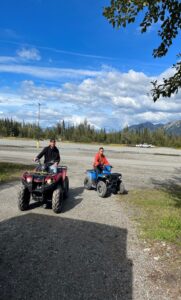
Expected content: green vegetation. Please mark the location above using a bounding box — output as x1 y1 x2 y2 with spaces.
103 0 181 101
0 162 34 183
124 189 181 245
0 118 43 139
1 118 181 147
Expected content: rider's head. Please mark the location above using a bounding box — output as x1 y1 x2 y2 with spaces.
99 147 104 155
49 138 56 148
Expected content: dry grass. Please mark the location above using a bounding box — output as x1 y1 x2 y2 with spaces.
0 162 34 183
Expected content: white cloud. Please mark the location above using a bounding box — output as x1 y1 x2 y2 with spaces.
112 96 140 108
0 49 41 66
0 56 17 63
0 28 20 39
36 45 113 60
0 67 180 129
0 64 101 80
17 47 41 61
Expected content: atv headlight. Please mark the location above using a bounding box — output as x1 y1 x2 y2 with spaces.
46 178 52 184
119 176 122 180
26 176 32 183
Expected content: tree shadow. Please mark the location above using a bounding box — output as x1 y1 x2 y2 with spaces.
0 213 132 300
151 167 181 208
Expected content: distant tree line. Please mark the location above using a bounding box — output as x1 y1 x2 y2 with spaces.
0 118 43 139
0 118 181 148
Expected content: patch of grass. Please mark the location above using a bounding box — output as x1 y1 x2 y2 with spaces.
123 189 181 245
0 162 34 183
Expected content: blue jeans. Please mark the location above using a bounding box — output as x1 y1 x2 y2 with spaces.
49 165 57 174
94 165 103 177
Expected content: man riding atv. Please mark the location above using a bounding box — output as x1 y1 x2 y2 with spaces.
84 146 127 197
34 138 60 174
18 138 69 213
93 147 110 175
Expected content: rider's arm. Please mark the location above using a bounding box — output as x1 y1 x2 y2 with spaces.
54 157 60 165
35 147 47 161
103 156 110 166
57 149 60 164
93 153 100 167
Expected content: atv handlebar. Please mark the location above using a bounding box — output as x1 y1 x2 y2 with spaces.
34 159 59 166
103 165 112 171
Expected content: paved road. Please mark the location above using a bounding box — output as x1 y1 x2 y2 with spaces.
0 140 180 300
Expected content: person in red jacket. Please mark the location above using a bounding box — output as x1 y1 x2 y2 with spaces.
93 147 110 174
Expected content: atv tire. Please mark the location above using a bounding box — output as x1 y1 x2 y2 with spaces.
97 181 107 198
64 176 69 199
84 176 92 190
52 186 63 213
18 185 30 211
118 182 126 194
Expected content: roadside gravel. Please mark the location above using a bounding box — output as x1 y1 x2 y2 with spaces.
0 140 180 300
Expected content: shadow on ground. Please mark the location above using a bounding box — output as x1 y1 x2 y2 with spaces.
0 181 20 192
0 214 132 300
151 167 181 208
62 186 84 213
26 186 84 212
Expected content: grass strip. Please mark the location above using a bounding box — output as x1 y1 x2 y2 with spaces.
0 162 34 183
123 188 181 245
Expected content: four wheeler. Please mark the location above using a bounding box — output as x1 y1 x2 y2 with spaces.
18 160 69 213
84 165 126 197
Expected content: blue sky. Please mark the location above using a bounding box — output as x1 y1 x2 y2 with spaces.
0 0 180 130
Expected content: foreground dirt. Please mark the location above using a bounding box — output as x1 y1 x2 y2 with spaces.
0 140 181 300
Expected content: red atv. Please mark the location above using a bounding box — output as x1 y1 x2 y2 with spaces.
18 160 69 213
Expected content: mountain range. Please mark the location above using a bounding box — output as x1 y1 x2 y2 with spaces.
127 120 181 136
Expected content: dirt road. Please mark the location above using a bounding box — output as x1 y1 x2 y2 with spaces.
0 140 180 299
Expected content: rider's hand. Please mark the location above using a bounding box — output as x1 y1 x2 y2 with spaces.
34 157 38 162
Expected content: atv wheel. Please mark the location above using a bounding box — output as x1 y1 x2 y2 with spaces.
64 176 69 199
52 186 63 213
118 182 126 194
97 181 107 198
84 176 92 190
18 185 30 211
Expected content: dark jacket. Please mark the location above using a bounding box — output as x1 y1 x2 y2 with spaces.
36 146 60 164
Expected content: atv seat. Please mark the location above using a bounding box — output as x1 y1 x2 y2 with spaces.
111 172 122 177
57 166 67 172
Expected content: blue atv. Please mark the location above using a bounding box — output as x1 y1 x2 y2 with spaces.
84 165 126 197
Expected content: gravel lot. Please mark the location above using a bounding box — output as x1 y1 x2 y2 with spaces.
0 139 180 300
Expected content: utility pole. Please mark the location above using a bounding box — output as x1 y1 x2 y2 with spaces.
38 103 40 128
37 103 41 149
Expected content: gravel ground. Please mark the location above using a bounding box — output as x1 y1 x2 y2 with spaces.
0 139 181 300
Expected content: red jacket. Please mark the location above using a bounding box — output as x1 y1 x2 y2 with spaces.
93 153 109 167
